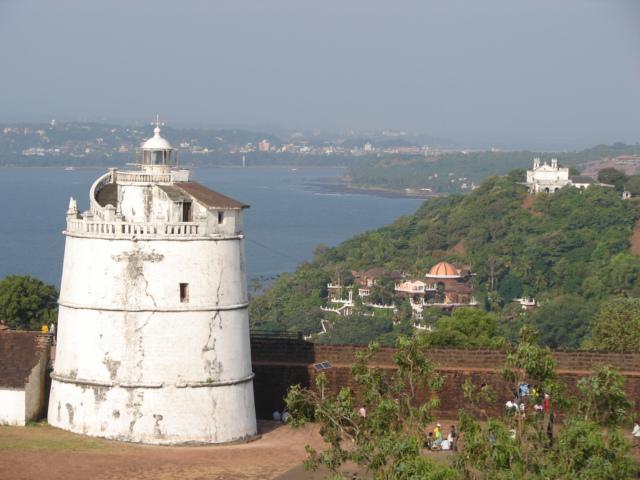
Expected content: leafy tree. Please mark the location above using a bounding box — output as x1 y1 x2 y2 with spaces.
624 175 640 195
248 264 330 335
497 273 523 302
424 308 506 349
0 275 58 330
504 326 556 386
598 167 628 192
368 276 396 305
523 294 595 349
584 297 640 352
549 418 633 479
285 337 456 479
316 314 394 345
585 253 640 299
289 326 637 480
456 328 635 479
577 366 630 426
455 414 634 479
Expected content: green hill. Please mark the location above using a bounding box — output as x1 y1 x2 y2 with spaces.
348 143 640 193
249 172 640 348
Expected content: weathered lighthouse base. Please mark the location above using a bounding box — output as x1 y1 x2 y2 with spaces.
47 377 257 445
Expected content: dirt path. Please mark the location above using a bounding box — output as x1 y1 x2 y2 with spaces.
521 195 542 217
0 421 325 480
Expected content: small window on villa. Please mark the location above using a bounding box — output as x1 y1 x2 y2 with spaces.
218 211 224 224
179 283 189 303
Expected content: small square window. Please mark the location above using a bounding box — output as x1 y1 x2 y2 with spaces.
218 211 224 224
179 283 189 303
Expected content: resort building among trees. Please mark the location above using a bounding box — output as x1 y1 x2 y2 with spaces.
324 268 401 316
395 262 477 319
323 263 477 321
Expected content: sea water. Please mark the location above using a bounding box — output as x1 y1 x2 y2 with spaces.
0 167 423 286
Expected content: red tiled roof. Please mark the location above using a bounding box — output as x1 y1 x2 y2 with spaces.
0 331 50 388
175 182 249 210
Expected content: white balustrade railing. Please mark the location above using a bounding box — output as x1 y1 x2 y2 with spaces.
116 171 173 184
66 219 201 237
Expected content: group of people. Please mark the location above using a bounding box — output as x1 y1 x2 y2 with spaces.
505 382 551 419
425 423 457 451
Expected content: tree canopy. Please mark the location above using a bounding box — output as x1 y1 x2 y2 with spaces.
251 171 639 350
286 332 636 479
584 298 640 352
0 275 58 330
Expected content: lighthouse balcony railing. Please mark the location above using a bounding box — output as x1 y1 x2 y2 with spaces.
116 171 173 184
115 170 190 184
66 219 202 237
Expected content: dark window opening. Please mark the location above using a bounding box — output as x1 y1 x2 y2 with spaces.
179 283 189 303
182 202 192 222
218 211 224 224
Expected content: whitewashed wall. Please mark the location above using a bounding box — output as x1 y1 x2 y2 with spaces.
24 356 47 422
0 389 26 426
49 230 256 444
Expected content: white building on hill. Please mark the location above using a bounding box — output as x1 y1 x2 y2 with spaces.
48 124 257 445
525 158 601 193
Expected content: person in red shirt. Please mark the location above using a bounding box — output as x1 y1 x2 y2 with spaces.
543 393 550 413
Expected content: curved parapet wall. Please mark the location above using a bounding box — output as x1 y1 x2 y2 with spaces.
48 232 257 444
88 171 113 219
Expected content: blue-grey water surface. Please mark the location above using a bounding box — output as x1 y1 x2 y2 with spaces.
0 167 423 286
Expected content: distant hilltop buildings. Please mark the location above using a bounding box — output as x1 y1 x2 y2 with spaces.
525 158 606 193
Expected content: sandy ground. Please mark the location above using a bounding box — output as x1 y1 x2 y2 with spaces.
3 419 638 479
0 421 329 480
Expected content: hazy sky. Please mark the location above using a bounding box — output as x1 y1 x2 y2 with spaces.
0 0 639 147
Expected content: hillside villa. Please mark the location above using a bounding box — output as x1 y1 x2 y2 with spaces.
323 262 478 324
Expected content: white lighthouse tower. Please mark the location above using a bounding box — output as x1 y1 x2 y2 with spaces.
48 123 257 444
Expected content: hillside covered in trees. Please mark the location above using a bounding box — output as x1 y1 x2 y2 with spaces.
348 143 640 193
250 171 640 350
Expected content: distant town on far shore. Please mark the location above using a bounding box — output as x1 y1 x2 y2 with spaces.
2 121 640 196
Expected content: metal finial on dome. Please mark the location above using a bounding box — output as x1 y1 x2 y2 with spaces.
152 113 164 137
142 115 172 150
152 114 164 137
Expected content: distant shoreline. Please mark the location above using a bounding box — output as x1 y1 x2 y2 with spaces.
308 175 440 199
0 164 436 200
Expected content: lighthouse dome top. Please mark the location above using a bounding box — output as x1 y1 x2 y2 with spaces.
142 126 172 150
